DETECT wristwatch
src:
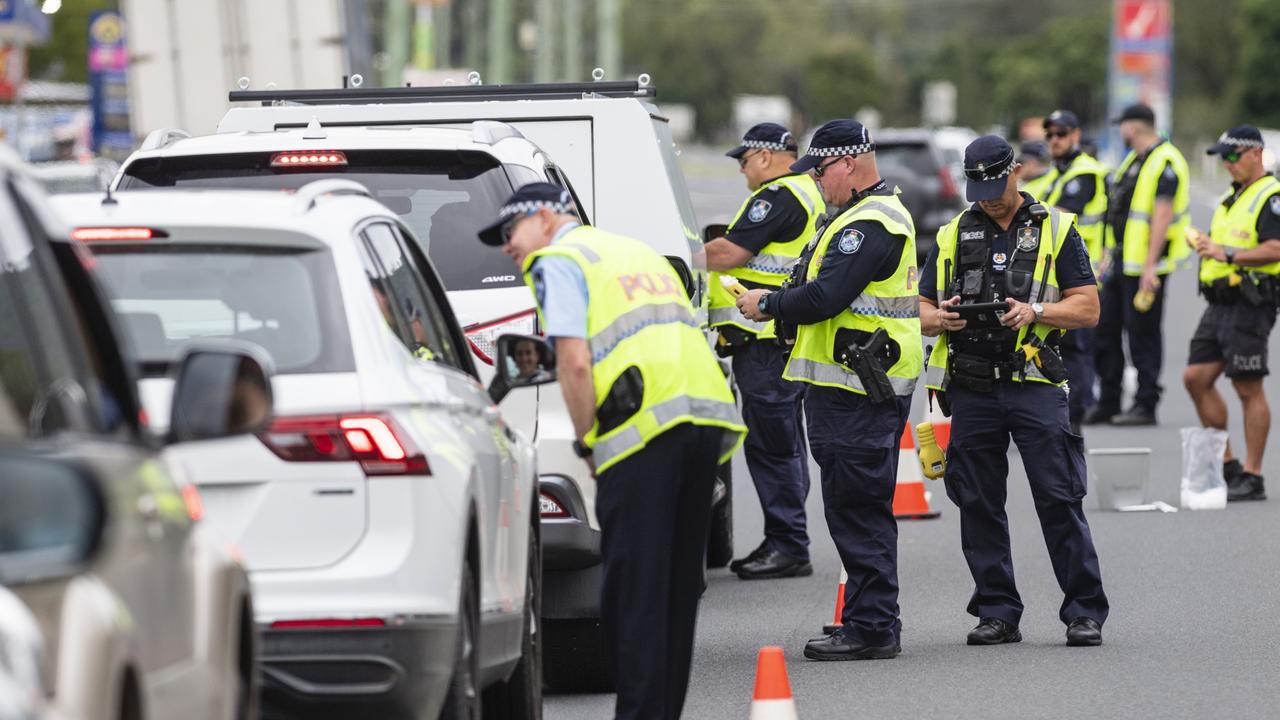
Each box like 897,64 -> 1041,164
572,439 -> 593,458
758,292 -> 771,315
1224,246 -> 1238,265
1031,302 -> 1045,322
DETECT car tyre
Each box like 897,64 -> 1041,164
706,460 -> 733,568
482,520 -> 543,719
441,560 -> 481,719
235,599 -> 260,720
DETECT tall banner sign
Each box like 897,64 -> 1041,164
1107,0 -> 1173,153
88,10 -> 134,159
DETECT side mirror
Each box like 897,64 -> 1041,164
0,451 -> 107,586
488,334 -> 557,404
665,256 -> 696,300
169,346 -> 274,443
702,223 -> 728,244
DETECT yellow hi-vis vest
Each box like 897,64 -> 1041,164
523,226 -> 747,473
924,206 -> 1077,390
1022,169 -> 1058,204
1202,174 -> 1280,283
781,191 -> 923,397
708,173 -> 824,339
1045,152 -> 1109,273
1109,141 -> 1191,276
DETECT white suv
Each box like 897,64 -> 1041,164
110,79 -> 732,690
51,182 -> 543,718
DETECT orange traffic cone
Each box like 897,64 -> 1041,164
749,646 -> 798,720
893,422 -> 941,520
821,567 -> 849,635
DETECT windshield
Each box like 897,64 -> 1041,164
90,244 -> 353,376
876,143 -> 939,177
118,150 -> 520,291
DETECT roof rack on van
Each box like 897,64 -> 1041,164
228,80 -> 656,106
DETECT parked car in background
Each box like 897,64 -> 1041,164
873,128 -> 968,263
52,182 -> 544,719
28,158 -> 119,195
0,147 -> 262,720
931,125 -> 978,194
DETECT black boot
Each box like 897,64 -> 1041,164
966,618 -> 1021,645
729,541 -> 767,573
1224,458 -> 1244,491
1066,617 -> 1103,646
1228,472 -> 1266,502
1082,406 -> 1118,425
1110,405 -> 1157,426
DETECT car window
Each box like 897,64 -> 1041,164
118,150 -> 521,291
90,244 -> 353,376
876,143 -> 939,176
359,223 -> 464,370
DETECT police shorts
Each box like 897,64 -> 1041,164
1188,302 -> 1278,378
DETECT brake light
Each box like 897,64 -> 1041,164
271,618 -> 386,630
71,227 -> 157,241
539,492 -> 570,519
271,150 -> 348,168
464,309 -> 537,365
258,413 -> 430,475
181,483 -> 205,522
938,167 -> 959,201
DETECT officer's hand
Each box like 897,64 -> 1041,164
1001,297 -> 1035,330
738,289 -> 773,321
1139,265 -> 1160,294
936,295 -> 966,332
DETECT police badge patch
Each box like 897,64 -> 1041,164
1016,226 -> 1040,251
1271,196 -> 1280,215
748,199 -> 773,222
993,252 -> 1008,264
837,228 -> 864,254
1065,179 -> 1081,196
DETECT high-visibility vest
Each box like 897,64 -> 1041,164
1202,174 -> 1280,283
708,173 -> 823,339
523,225 -> 747,473
781,191 -> 923,397
1109,141 -> 1191,276
924,206 -> 1077,390
1022,169 -> 1058,204
1045,152 -> 1109,272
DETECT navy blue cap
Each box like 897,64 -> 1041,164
963,135 -> 1017,202
1043,109 -> 1080,131
790,119 -> 875,173
477,182 -> 577,246
726,122 -> 798,159
1207,124 -> 1264,156
1018,141 -> 1050,163
1112,103 -> 1155,125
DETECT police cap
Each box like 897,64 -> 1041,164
726,122 -> 798,159
1111,103 -> 1155,125
963,135 -> 1017,202
790,119 -> 875,173
477,182 -> 577,246
1206,124 -> 1264,156
1043,109 -> 1080,132
1018,141 -> 1050,163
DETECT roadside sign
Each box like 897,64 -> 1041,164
1106,0 -> 1172,158
88,10 -> 134,159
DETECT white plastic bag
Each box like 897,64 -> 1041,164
1180,427 -> 1229,510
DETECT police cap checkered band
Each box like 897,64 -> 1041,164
808,142 -> 876,157
1206,124 -> 1265,156
963,159 -> 1014,181
740,138 -> 793,152
1216,132 -> 1262,149
498,199 -> 574,219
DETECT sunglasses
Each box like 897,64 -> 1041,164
1045,130 -> 1071,139
737,149 -> 763,168
1222,151 -> 1243,163
813,156 -> 846,178
499,212 -> 533,245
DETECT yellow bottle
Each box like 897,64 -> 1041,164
916,422 -> 946,480
1133,276 -> 1161,313
719,275 -> 749,298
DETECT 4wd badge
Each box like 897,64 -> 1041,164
748,199 -> 772,223
1016,226 -> 1040,252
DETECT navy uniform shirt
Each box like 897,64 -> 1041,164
1108,139 -> 1180,250
770,180 -> 905,324
1050,150 -> 1098,216
919,192 -> 1095,303
1222,174 -> 1280,240
725,174 -> 810,255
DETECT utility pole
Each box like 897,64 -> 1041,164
596,0 -> 621,80
487,0 -> 513,83
563,0 -> 582,81
534,0 -> 555,82
462,0 -> 482,72
434,0 -> 453,70
381,0 -> 411,86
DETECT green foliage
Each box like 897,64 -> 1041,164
987,14 -> 1109,126
26,0 -> 118,84
1237,0 -> 1280,127
805,38 -> 885,122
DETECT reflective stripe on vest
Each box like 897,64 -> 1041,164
1111,142 -> 1191,276
1045,153 -> 1108,269
1202,175 -> 1280,282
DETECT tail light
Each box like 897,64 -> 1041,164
464,309 -> 537,365
258,413 -> 430,476
539,492 -> 570,519
938,167 -> 959,201
271,618 -> 385,630
181,483 -> 205,522
271,150 -> 348,168
72,227 -> 165,241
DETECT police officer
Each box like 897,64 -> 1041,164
737,119 -> 922,660
1018,140 -> 1055,202
708,123 -> 824,579
1185,125 -> 1280,501
919,135 -> 1109,647
1042,109 -> 1110,433
479,183 -> 746,719
1087,103 -> 1191,426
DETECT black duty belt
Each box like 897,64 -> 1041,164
1200,275 -> 1279,307
948,352 -> 1029,392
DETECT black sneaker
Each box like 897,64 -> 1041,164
735,550 -> 813,580
1228,472 -> 1266,502
1110,406 -> 1157,426
966,618 -> 1021,645
1082,406 -> 1118,425
803,628 -> 900,661
1224,458 -> 1244,489
1066,617 -> 1102,646
728,541 -> 767,573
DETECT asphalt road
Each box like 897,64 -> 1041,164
546,147 -> 1280,719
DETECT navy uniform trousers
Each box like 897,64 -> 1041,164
1095,256 -> 1169,413
804,386 -> 910,646
731,340 -> 811,560
1060,326 -> 1097,423
943,381 -> 1110,627
596,422 -> 724,720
